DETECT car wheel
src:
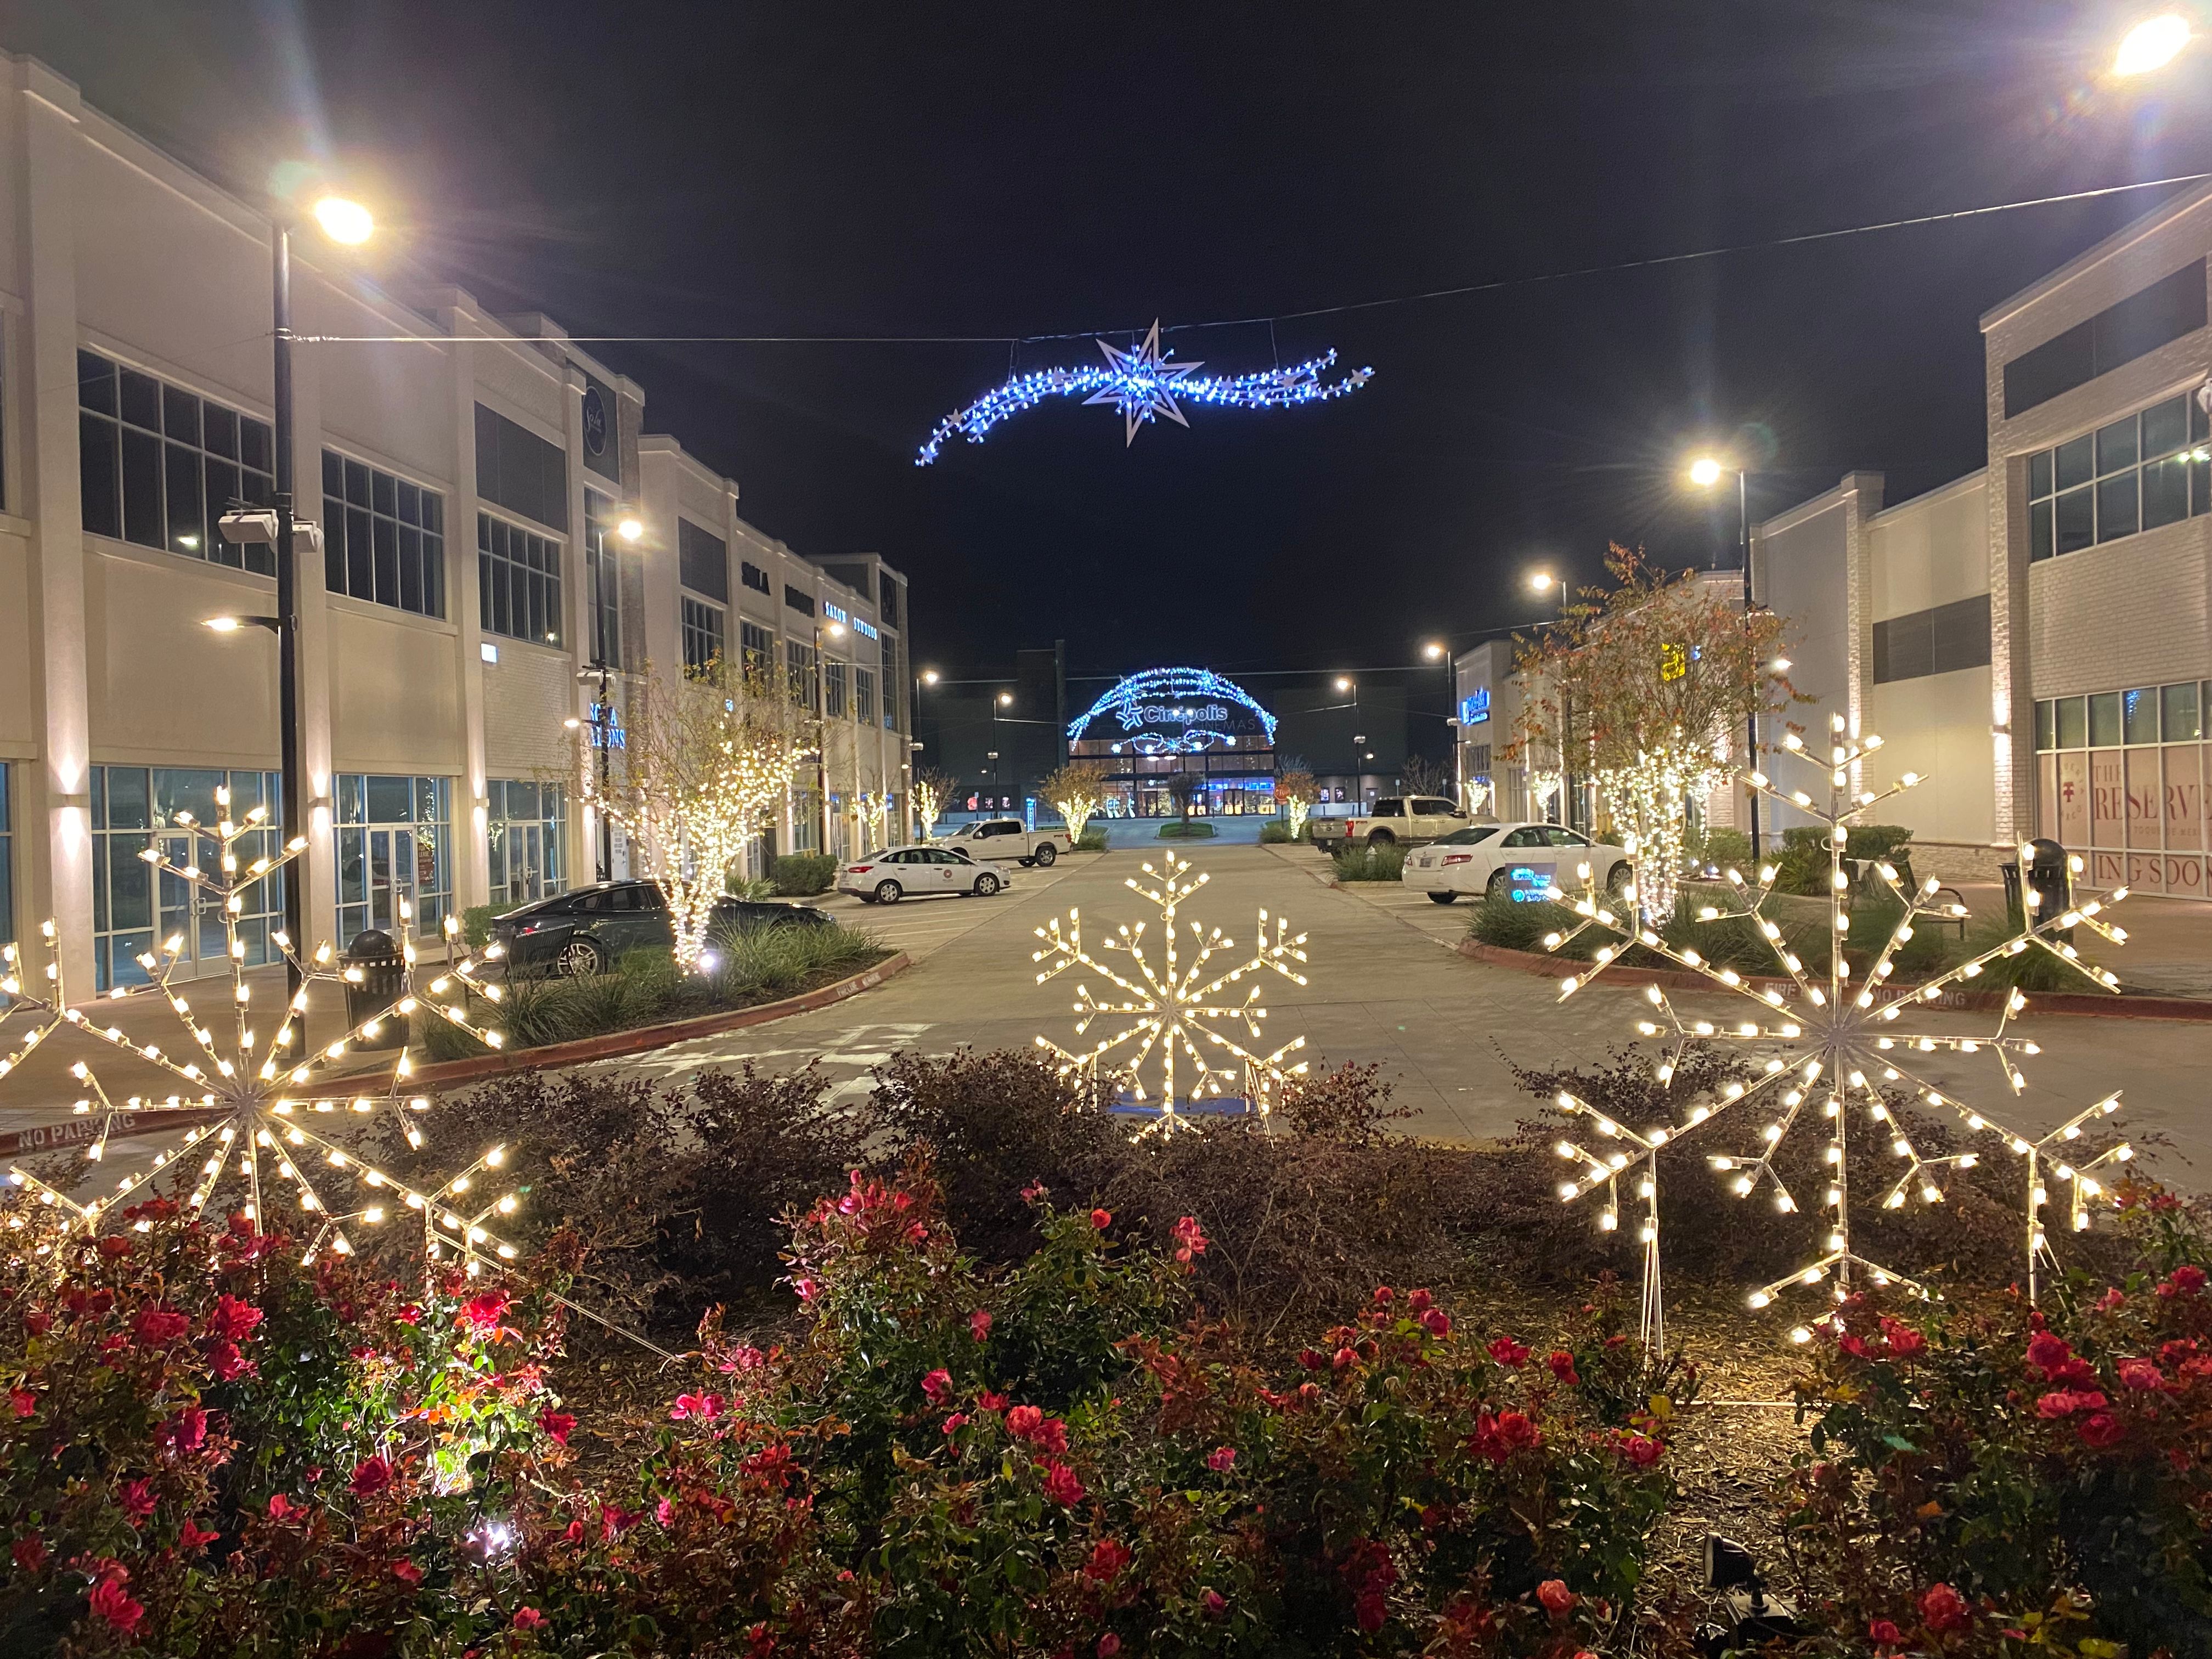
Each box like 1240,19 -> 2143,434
1427,891 -> 1457,905
1034,842 -> 1057,866
873,879 -> 903,905
1486,870 -> 1509,901
554,937 -> 607,977
1607,862 -> 1634,900
974,872 -> 1001,896
1366,829 -> 1397,847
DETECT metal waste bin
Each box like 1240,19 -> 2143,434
2001,840 -> 2073,936
342,929 -> 405,1047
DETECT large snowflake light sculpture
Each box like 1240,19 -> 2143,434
1541,715 -> 2133,1346
1031,850 -> 1311,1132
917,320 -> 1373,464
0,789 -> 521,1272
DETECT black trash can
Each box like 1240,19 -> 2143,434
2025,838 -> 2074,938
342,929 -> 405,1048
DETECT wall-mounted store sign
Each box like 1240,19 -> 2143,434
1459,687 -> 1491,725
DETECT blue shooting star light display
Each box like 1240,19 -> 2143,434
916,320 -> 1374,465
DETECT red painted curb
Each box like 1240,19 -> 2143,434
0,1109 -> 229,1160
341,952 -> 913,1091
1455,939 -> 2212,1022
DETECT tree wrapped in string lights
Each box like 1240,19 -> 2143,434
0,788 -> 522,1274
1274,768 -> 1318,842
1040,763 -> 1105,850
578,661 -> 815,970
1031,851 -> 1312,1133
1539,714 -> 2132,1347
914,769 -> 956,843
1510,546 -> 1798,923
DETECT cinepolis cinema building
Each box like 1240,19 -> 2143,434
1066,668 -> 1281,817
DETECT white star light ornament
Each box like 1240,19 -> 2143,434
1086,321 -> 1203,444
1541,716 -> 2133,1342
1031,850 -> 1311,1135
0,788 -> 522,1273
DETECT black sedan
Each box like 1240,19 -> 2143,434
489,880 -> 831,977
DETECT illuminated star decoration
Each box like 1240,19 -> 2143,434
0,787 -> 522,1274
1030,850 -> 1311,1134
917,320 -> 1373,464
1539,715 -> 2132,1347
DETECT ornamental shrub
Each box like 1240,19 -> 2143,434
1787,1184 -> 2212,1657
1259,819 -> 1294,843
771,852 -> 838,895
1330,843 -> 1405,881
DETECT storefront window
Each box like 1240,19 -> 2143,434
2035,679 -> 2212,897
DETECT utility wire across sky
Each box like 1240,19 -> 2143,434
297,171 -> 2212,349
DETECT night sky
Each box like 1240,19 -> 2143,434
10,1 -> 2212,685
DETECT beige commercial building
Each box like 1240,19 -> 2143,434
1463,179 -> 2212,896
0,55 -> 913,990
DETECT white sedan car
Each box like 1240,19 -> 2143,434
837,842 -> 1012,904
1400,821 -> 1633,905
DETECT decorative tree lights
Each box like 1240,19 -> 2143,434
918,320 -> 1374,464
1032,851 -> 1311,1133
1040,764 -> 1104,850
1541,717 -> 2132,1341
0,790 -> 520,1271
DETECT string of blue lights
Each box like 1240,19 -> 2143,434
916,320 -> 1372,465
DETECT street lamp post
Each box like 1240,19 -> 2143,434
1423,640 -> 1454,805
1689,456 -> 1762,862
1528,572 -> 1576,828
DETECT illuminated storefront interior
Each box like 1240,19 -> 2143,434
1067,668 -> 1279,817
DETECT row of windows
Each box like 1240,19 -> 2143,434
2027,390 -> 2212,562
681,597 -> 725,673
78,349 -> 276,574
323,450 -> 447,618
2036,681 -> 2211,750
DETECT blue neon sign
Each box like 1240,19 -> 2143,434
1459,687 -> 1491,726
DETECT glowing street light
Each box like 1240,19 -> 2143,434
615,513 -> 644,542
1528,569 -> 1556,592
1334,676 -> 1353,693
2115,14 -> 2190,75
1688,455 -> 1725,488
921,669 -> 940,686
1423,641 -> 1446,661
311,195 -> 375,245
998,692 -> 1014,707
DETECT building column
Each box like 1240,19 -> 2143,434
446,307 -> 492,920
558,361 -> 591,896
1988,455 -> 2034,848
289,266 -> 339,947
15,63 -> 93,991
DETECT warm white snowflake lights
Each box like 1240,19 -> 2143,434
0,790 -> 521,1273
1032,850 -> 1311,1133
1542,716 -> 2132,1344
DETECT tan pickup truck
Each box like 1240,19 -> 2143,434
1308,796 -> 1473,849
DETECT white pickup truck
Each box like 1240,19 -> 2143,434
1310,796 -> 1473,850
942,816 -> 1072,867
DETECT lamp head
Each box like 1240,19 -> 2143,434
2116,14 -> 2190,74
1688,456 -> 1725,488
921,669 -> 940,685
615,515 -> 644,543
1528,570 -> 1555,592
1423,641 -> 1446,661
204,617 -> 243,633
311,196 -> 374,245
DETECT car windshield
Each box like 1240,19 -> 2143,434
1434,826 -> 1502,847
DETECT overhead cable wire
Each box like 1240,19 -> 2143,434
293,170 -> 2212,349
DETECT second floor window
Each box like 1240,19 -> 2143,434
78,349 -> 274,572
2029,390 -> 2212,562
323,451 -> 445,618
682,597 -> 726,673
740,620 -> 774,686
824,660 -> 848,718
786,640 -> 817,709
478,513 -> 562,646
855,667 -> 877,726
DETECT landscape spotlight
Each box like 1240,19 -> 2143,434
2115,13 -> 2190,74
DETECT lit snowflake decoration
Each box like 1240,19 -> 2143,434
0,789 -> 523,1273
918,319 -> 1373,463
1031,850 -> 1311,1133
1541,715 -> 2133,1347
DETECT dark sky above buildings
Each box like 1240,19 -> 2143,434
9,1 -> 2212,680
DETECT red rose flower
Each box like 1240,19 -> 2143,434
512,1607 -> 547,1630
87,1573 -> 143,1634
1084,1537 -> 1132,1581
2119,1358 -> 2169,1392
133,1306 -> 190,1344
117,1478 -> 157,1522
1172,1215 -> 1209,1262
978,1389 -> 1008,1412
11,1533 -> 47,1574
2078,1412 -> 2125,1448
921,1368 -> 953,1404
1097,1637 -> 1121,1658
1877,1317 -> 1926,1358
394,1304 -> 422,1326
1202,1589 -> 1227,1616
1617,1432 -> 1663,1466
941,1413 -> 968,1435
1421,1308 -> 1452,1338
97,1237 -> 132,1260
351,1454 -> 393,1497
8,1389 -> 33,1420
1006,1403 -> 1043,1439
1373,1285 -> 1395,1304
1919,1583 -> 1971,1632
1869,1618 -> 1903,1644
537,1410 -> 576,1445
204,1339 -> 254,1382
205,1293 -> 263,1342
1547,1350 -> 1581,1385
969,1309 -> 992,1341
1205,1446 -> 1237,1471
1407,1288 -> 1433,1312
1089,1207 -> 1112,1230
179,1520 -> 219,1551
2025,1330 -> 2072,1373
457,1290 -> 513,1336
392,1559 -> 424,1586
1487,1336 -> 1530,1368
1538,1579 -> 1577,1614
1041,1459 -> 1087,1506
2167,1265 -> 2208,1296
157,1406 -> 207,1453
267,1493 -> 295,1521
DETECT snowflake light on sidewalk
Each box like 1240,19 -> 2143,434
1542,715 -> 2133,1346
917,320 -> 1373,464
1031,850 -> 1311,1133
0,789 -> 522,1272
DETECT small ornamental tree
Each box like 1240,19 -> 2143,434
582,659 -> 815,970
1510,545 -> 1798,920
1276,767 -> 1319,839
914,768 -> 957,841
1039,761 -> 1105,846
1401,754 -> 1452,800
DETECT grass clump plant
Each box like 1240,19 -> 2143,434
1258,818 -> 1295,843
1330,842 -> 1406,881
1155,819 -> 1217,839
770,851 -> 837,895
